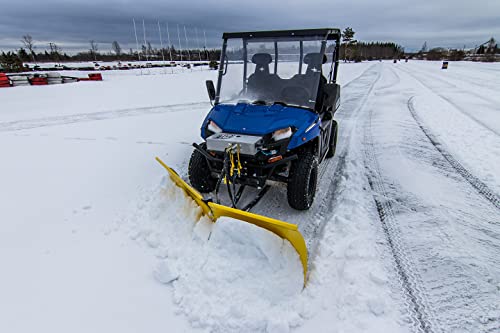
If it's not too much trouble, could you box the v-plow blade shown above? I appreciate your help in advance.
[155,157,308,285]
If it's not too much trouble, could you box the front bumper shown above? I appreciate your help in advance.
[193,142,297,187]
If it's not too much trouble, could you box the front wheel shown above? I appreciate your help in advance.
[188,144,217,193]
[287,151,318,210]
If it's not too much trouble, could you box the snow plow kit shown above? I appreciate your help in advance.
[156,28,341,284]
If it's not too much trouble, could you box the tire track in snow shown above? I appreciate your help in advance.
[404,65,500,106]
[297,63,383,259]
[0,102,210,132]
[364,141,434,333]
[397,66,500,137]
[367,110,500,333]
[363,70,435,333]
[407,96,500,209]
[249,64,383,264]
[365,64,500,333]
[318,63,381,179]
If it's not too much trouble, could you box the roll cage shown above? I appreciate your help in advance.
[214,28,341,110]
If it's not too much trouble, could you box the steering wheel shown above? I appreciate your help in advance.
[279,86,311,105]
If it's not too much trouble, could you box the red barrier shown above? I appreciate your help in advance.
[30,77,48,85]
[88,73,103,81]
[0,73,11,87]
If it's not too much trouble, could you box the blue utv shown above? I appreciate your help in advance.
[189,28,341,211]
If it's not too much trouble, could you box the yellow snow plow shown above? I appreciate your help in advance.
[155,157,308,285]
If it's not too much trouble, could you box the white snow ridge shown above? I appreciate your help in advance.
[127,177,304,333]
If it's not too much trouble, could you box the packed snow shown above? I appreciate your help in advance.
[127,177,304,332]
[1,61,498,333]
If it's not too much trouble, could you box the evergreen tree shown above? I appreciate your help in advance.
[112,41,122,57]
[0,51,24,72]
[17,48,30,62]
[341,27,356,62]
[420,41,428,53]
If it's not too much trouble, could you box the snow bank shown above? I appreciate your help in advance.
[126,176,304,332]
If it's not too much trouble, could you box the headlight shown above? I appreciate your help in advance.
[207,120,222,134]
[272,127,292,141]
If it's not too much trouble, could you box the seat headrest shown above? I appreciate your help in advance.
[303,53,327,65]
[252,53,273,65]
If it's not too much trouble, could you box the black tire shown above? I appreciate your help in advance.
[326,121,338,158]
[188,144,217,193]
[287,151,318,210]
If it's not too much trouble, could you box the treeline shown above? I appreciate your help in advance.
[330,27,403,62]
[408,38,499,62]
[1,47,221,72]
[412,48,467,61]
[0,35,222,72]
[11,45,220,63]
[71,46,220,62]
[331,42,403,61]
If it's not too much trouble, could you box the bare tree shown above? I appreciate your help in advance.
[48,42,62,64]
[111,41,122,56]
[89,40,98,61]
[21,34,36,63]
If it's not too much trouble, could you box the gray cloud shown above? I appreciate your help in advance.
[1,0,499,53]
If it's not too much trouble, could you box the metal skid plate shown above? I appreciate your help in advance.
[206,133,263,155]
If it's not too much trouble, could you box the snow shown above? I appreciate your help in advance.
[1,61,499,333]
[127,177,304,332]
[0,67,213,122]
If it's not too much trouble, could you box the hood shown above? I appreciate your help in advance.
[204,103,318,137]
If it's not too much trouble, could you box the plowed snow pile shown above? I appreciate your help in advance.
[126,177,304,332]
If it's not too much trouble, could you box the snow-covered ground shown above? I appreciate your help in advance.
[0,61,498,333]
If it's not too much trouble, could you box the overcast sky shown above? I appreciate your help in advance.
[1,0,499,53]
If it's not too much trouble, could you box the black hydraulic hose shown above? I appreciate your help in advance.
[215,152,230,204]
[214,171,223,204]
[215,150,238,208]
[226,178,237,208]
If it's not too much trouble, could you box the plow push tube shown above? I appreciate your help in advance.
[155,157,308,285]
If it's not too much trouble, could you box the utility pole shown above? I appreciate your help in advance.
[132,18,141,62]
[184,25,191,61]
[166,22,173,61]
[195,27,202,62]
[177,24,183,61]
[142,19,149,61]
[203,29,209,60]
[157,21,165,63]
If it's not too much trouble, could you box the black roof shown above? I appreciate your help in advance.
[222,28,341,41]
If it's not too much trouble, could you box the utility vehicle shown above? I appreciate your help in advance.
[189,28,341,210]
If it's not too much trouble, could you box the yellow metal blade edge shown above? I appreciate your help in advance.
[155,157,212,218]
[208,202,308,283]
[155,157,308,284]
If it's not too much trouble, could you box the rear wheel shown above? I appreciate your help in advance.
[326,121,338,158]
[287,151,318,210]
[188,144,217,193]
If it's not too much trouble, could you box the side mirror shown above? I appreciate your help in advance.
[206,80,216,102]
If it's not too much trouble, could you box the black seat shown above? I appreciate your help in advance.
[289,53,328,110]
[247,53,280,100]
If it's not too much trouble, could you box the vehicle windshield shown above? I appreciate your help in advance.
[217,37,333,109]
